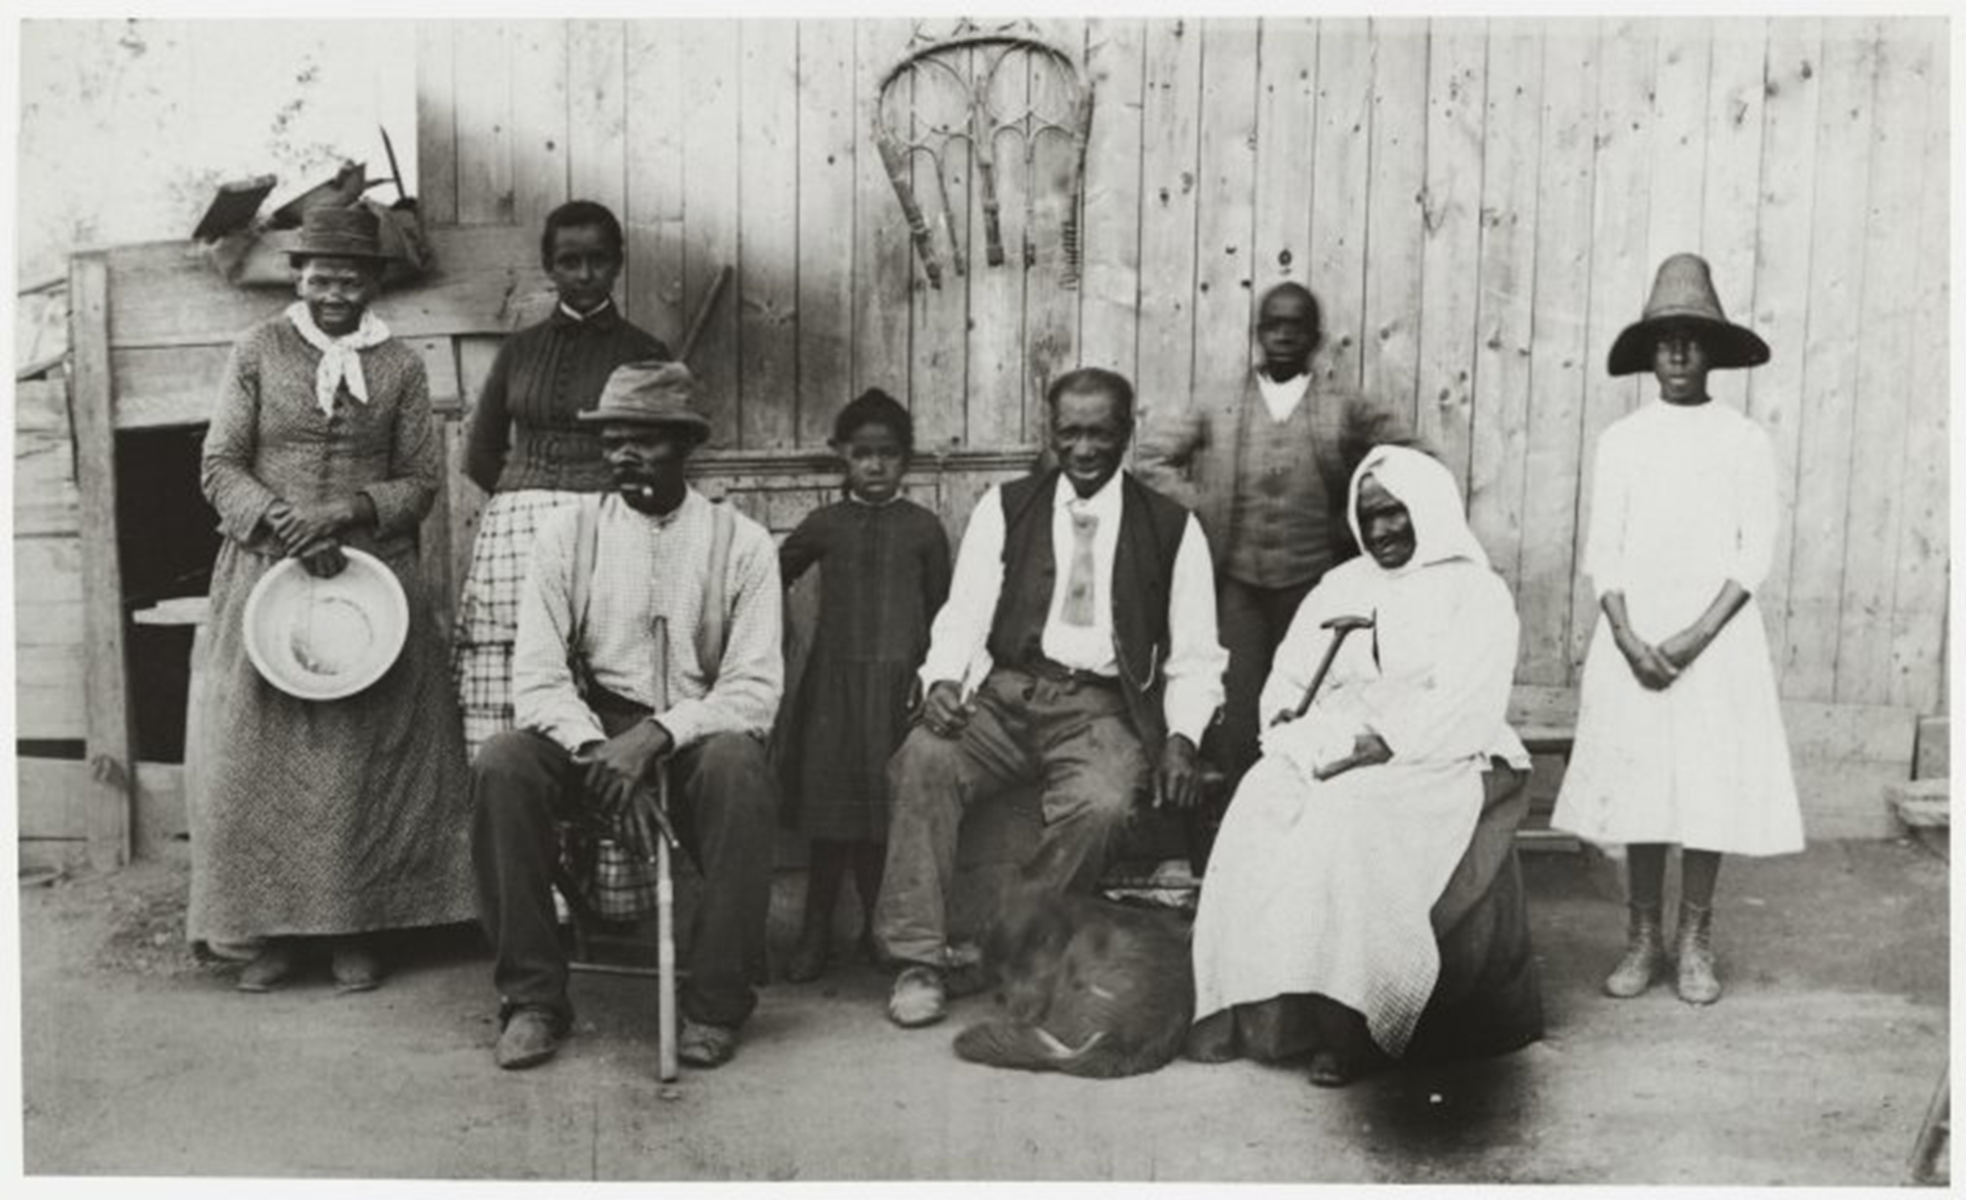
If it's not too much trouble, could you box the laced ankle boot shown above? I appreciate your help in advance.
[1602,902,1667,998]
[1674,901,1722,1005]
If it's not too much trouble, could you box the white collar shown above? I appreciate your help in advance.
[559,298,614,322]
[1054,467,1125,517]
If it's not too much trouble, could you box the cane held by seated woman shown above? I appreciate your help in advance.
[1273,614,1377,728]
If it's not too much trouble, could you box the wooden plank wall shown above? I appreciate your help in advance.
[14,15,1947,773]
[406,15,1947,712]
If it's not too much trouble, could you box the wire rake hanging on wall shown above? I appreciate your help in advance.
[873,20,1094,291]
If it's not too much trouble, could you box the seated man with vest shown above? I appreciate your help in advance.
[470,362,783,1072]
[878,367,1228,1028]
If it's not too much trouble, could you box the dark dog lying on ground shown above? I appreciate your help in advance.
[953,885,1194,1079]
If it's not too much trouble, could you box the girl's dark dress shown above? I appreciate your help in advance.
[778,497,951,843]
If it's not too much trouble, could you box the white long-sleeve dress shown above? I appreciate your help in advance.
[1191,550,1530,1058]
[1551,399,1804,855]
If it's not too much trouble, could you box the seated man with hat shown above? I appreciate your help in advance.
[471,361,783,1071]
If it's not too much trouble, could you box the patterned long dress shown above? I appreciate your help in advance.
[777,497,952,842]
[450,305,669,761]
[190,315,477,944]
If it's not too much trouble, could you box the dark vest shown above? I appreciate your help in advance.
[986,469,1192,748]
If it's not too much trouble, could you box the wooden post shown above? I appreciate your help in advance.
[68,251,135,870]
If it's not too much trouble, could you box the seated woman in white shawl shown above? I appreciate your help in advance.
[1186,445,1535,1087]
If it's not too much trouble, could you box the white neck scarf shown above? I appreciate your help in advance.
[286,301,391,417]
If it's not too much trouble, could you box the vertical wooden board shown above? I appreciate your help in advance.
[1020,15,1087,443]
[568,22,629,301]
[1744,17,1823,689]
[680,21,743,444]
[738,20,801,450]
[1077,18,1147,380]
[510,20,571,228]
[1567,18,1658,676]
[1699,18,1770,413]
[1781,22,1877,702]
[1134,18,1205,433]
[853,19,917,405]
[1516,20,1599,686]
[1189,20,1261,430]
[453,23,515,225]
[1889,20,1949,713]
[1251,17,1317,309]
[69,253,133,868]
[796,18,860,447]
[1360,18,1430,425]
[1413,18,1488,491]
[415,21,459,226]
[906,28,973,452]
[624,20,686,344]
[1834,23,1932,705]
[966,39,1031,448]
[1642,23,1712,274]
[420,414,459,639]
[446,421,489,626]
[1464,20,1542,586]
[1308,19,1374,394]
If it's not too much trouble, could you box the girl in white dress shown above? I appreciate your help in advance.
[1552,254,1804,1006]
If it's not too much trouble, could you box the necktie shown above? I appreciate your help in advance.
[1063,506,1099,627]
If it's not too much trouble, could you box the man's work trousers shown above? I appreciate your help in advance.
[1211,574,1317,784]
[471,724,775,1031]
[874,665,1152,967]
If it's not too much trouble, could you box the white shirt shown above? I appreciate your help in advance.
[1256,369,1311,423]
[557,298,615,323]
[512,489,783,754]
[918,470,1227,745]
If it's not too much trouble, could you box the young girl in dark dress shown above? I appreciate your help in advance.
[778,391,952,982]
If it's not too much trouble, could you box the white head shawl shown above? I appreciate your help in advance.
[285,300,391,417]
[1345,444,1490,575]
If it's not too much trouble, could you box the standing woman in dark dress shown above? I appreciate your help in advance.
[777,391,952,982]
[193,206,476,993]
[452,200,671,760]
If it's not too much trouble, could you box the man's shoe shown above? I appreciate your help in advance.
[495,1008,564,1070]
[678,1020,739,1068]
[331,939,385,993]
[887,964,949,1028]
[236,939,302,993]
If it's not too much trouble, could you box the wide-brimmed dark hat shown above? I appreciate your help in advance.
[287,205,393,265]
[1608,253,1770,376]
[578,361,711,435]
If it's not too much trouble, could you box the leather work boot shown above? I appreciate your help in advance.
[495,1007,565,1070]
[1674,902,1722,1005]
[887,964,949,1028]
[1601,903,1667,998]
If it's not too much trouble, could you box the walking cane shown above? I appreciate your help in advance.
[1272,614,1377,728]
[649,617,680,1084]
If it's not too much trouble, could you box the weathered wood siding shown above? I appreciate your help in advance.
[408,15,1948,711]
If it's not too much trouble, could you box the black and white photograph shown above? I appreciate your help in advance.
[5,3,1954,1188]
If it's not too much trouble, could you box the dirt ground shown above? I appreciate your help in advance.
[17,839,1948,1184]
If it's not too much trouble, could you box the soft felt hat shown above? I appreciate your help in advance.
[1606,253,1770,376]
[287,205,393,265]
[579,360,711,435]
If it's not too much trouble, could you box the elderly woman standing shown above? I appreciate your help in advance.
[452,200,671,761]
[192,206,476,993]
[1187,446,1536,1086]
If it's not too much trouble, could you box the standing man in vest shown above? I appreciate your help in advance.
[879,367,1228,1028]
[1137,283,1416,792]
[470,362,783,1072]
